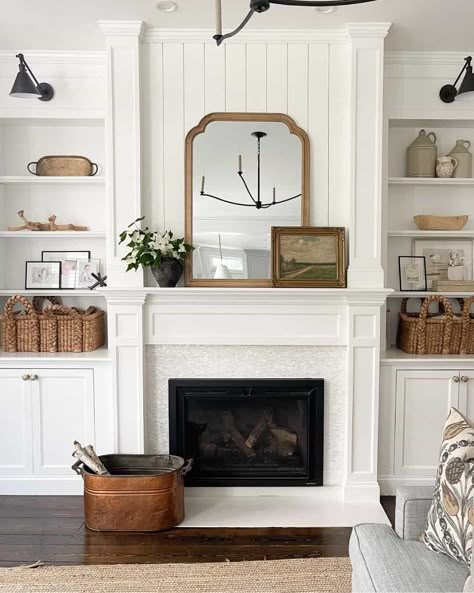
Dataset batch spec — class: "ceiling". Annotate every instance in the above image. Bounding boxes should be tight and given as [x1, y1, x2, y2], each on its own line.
[0, 0, 472, 52]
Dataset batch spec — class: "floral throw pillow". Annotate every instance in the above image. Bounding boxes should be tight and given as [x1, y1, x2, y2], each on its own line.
[422, 408, 474, 565]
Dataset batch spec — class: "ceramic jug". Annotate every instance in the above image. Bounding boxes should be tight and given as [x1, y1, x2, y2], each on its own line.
[436, 156, 458, 178]
[406, 129, 438, 177]
[448, 139, 472, 178]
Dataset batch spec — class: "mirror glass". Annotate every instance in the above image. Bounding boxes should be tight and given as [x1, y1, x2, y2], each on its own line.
[187, 116, 309, 284]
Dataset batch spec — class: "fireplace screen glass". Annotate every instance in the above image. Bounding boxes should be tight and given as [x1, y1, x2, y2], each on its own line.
[169, 380, 323, 486]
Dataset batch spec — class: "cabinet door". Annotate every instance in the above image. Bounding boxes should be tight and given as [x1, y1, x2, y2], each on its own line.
[394, 370, 459, 478]
[460, 371, 474, 420]
[31, 369, 95, 475]
[0, 370, 33, 475]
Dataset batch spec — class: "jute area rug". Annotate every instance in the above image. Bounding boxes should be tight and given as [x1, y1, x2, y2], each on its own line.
[0, 557, 352, 593]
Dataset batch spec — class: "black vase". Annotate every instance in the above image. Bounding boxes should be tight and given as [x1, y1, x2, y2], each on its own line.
[151, 258, 183, 287]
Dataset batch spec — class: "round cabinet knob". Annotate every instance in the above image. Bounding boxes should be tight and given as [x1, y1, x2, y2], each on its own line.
[453, 376, 460, 383]
[30, 375, 39, 381]
[22, 374, 31, 381]
[461, 376, 469, 383]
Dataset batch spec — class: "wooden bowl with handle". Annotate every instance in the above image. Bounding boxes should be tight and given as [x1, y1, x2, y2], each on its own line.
[414, 215, 469, 231]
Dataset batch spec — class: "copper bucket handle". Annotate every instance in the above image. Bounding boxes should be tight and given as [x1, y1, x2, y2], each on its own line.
[72, 460, 85, 477]
[181, 458, 193, 476]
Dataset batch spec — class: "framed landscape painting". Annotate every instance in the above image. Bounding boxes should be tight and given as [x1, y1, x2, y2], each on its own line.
[272, 227, 346, 288]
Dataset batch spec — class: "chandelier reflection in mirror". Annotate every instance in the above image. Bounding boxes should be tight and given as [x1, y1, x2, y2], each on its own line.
[200, 131, 301, 210]
[214, 0, 378, 45]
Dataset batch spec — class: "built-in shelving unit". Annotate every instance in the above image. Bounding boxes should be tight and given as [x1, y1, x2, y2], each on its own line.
[384, 117, 474, 357]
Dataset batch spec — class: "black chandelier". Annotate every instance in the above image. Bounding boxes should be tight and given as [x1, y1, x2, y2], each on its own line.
[214, 0, 378, 45]
[200, 131, 301, 210]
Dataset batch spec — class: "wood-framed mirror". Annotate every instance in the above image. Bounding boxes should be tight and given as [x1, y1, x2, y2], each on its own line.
[185, 112, 310, 287]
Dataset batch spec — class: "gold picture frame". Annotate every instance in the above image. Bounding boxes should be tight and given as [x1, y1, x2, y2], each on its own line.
[272, 227, 346, 288]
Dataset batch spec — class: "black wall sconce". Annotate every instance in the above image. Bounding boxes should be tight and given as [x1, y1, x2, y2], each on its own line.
[9, 53, 54, 101]
[439, 56, 474, 103]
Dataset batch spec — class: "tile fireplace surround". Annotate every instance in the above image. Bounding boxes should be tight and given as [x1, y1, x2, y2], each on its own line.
[104, 287, 392, 527]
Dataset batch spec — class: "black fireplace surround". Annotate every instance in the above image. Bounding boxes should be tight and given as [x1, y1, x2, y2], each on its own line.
[169, 379, 324, 487]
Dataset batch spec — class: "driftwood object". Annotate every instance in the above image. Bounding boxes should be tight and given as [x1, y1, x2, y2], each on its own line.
[8, 210, 89, 232]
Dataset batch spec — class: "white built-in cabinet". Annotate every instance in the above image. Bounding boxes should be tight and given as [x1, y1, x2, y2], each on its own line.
[0, 368, 95, 476]
[379, 362, 474, 494]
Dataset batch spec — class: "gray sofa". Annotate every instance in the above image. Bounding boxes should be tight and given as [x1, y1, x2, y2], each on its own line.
[350, 487, 472, 593]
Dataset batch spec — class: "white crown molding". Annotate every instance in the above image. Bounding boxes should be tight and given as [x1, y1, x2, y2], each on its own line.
[385, 51, 474, 66]
[143, 22, 391, 45]
[0, 51, 105, 64]
[345, 22, 391, 39]
[98, 20, 145, 38]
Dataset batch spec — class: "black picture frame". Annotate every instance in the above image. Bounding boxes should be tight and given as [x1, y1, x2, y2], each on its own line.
[398, 256, 427, 292]
[25, 261, 62, 290]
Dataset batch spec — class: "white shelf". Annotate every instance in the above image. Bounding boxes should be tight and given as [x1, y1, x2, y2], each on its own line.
[0, 289, 105, 297]
[0, 231, 105, 239]
[0, 176, 105, 185]
[381, 347, 474, 364]
[388, 230, 474, 238]
[0, 348, 111, 363]
[389, 177, 474, 186]
[389, 291, 474, 298]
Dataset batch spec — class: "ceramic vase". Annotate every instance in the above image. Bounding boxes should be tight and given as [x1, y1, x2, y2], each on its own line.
[151, 258, 183, 287]
[448, 139, 472, 178]
[436, 157, 458, 178]
[447, 266, 465, 281]
[406, 129, 438, 177]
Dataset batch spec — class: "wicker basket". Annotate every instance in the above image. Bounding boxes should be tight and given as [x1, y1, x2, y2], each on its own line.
[397, 295, 462, 355]
[42, 304, 105, 353]
[33, 296, 62, 352]
[0, 295, 40, 353]
[460, 296, 474, 354]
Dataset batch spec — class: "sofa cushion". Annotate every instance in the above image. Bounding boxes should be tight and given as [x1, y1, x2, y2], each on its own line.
[422, 408, 474, 565]
[350, 524, 469, 593]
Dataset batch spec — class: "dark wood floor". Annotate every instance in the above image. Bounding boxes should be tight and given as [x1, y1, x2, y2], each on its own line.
[0, 496, 395, 567]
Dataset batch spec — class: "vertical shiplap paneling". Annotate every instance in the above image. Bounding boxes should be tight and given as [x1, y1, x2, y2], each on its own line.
[204, 44, 226, 113]
[246, 44, 267, 112]
[308, 44, 329, 226]
[266, 44, 288, 113]
[287, 44, 309, 129]
[162, 44, 185, 233]
[142, 43, 164, 230]
[225, 44, 246, 112]
[328, 43, 351, 227]
[184, 44, 205, 132]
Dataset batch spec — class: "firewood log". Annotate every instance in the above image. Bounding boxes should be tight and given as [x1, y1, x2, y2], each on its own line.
[84, 444, 109, 474]
[269, 427, 298, 457]
[221, 410, 256, 458]
[72, 441, 109, 475]
[245, 407, 273, 449]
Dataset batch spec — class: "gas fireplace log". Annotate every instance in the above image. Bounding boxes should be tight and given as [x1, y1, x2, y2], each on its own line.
[72, 441, 109, 475]
[244, 407, 273, 449]
[269, 427, 298, 457]
[221, 411, 256, 458]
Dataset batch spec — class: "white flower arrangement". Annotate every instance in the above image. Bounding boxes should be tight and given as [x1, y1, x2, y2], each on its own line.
[119, 217, 193, 272]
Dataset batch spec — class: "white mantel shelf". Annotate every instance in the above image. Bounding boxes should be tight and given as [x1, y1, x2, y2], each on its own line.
[101, 287, 393, 306]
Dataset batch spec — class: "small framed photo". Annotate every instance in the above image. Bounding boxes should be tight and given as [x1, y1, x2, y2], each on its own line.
[398, 256, 427, 292]
[75, 259, 100, 289]
[42, 251, 91, 289]
[272, 227, 346, 288]
[25, 261, 61, 290]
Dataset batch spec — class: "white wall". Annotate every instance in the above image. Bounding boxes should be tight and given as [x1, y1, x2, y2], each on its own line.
[141, 37, 352, 237]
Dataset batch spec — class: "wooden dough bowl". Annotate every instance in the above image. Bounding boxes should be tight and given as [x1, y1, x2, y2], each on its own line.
[414, 215, 469, 231]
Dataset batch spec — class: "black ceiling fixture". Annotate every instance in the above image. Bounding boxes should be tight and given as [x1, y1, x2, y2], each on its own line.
[9, 54, 54, 101]
[200, 131, 301, 210]
[214, 0, 378, 45]
[439, 56, 474, 104]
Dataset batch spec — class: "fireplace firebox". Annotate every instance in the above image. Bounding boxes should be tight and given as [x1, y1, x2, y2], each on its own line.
[169, 379, 323, 486]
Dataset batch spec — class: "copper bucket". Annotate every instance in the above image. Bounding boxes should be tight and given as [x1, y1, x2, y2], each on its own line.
[73, 454, 192, 532]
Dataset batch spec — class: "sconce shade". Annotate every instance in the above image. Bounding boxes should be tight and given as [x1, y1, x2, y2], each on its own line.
[9, 54, 54, 101]
[214, 263, 232, 279]
[9, 68, 40, 98]
[457, 64, 474, 101]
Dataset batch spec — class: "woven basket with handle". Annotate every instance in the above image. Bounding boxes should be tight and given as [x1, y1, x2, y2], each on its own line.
[42, 304, 105, 353]
[0, 295, 40, 353]
[33, 296, 61, 352]
[460, 296, 474, 354]
[397, 295, 462, 355]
